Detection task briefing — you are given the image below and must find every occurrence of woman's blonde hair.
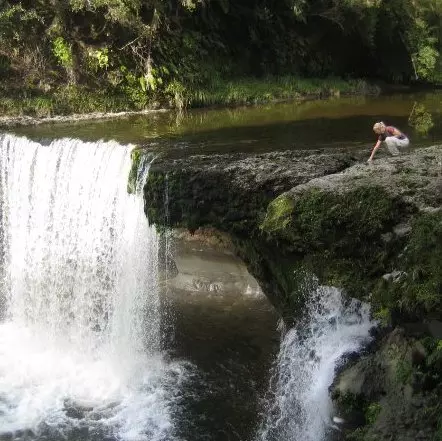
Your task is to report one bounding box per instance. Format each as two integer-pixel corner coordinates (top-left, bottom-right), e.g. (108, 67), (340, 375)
(373, 122), (386, 133)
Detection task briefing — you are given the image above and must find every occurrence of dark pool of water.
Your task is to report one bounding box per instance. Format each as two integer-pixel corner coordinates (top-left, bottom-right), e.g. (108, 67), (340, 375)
(163, 238), (280, 441)
(11, 91), (442, 157)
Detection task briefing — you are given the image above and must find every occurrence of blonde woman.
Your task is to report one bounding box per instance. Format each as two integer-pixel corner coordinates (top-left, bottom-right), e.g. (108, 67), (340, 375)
(368, 122), (410, 162)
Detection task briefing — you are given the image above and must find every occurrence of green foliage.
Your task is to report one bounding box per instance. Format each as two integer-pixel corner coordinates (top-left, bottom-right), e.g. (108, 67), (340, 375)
(0, 85), (138, 117)
(427, 339), (442, 373)
(401, 2), (442, 81)
(333, 390), (367, 415)
(52, 37), (73, 68)
(346, 428), (369, 441)
(436, 421), (442, 441)
(88, 48), (110, 71)
(373, 307), (391, 327)
(119, 67), (149, 108)
(0, 75), (375, 116)
(396, 359), (413, 384)
(415, 45), (439, 79)
(0, 4), (40, 38)
(408, 103), (434, 135)
(181, 76), (373, 109)
(1, 0), (441, 108)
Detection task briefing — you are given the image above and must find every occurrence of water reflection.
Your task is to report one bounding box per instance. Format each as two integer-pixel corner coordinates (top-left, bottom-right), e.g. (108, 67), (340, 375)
(408, 102), (434, 136)
(11, 91), (442, 156)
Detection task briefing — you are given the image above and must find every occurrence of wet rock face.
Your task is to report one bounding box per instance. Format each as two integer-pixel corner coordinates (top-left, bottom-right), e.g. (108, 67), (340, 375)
(143, 144), (442, 322)
(331, 327), (442, 441)
(143, 148), (360, 234)
(143, 147), (362, 314)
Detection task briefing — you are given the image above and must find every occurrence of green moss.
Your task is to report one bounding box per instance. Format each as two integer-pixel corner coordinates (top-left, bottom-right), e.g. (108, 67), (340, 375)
(267, 260), (320, 319)
(260, 186), (441, 319)
(144, 171), (169, 225)
(406, 212), (442, 307)
(365, 402), (382, 425)
(260, 195), (294, 233)
(257, 185), (403, 305)
(372, 211), (442, 318)
(261, 186), (398, 252)
(127, 149), (142, 194)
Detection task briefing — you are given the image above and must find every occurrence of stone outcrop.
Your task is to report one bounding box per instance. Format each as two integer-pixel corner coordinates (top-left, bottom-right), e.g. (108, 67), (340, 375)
(143, 145), (442, 319)
(142, 147), (361, 234)
(141, 147), (363, 313)
(331, 328), (442, 441)
(140, 144), (442, 440)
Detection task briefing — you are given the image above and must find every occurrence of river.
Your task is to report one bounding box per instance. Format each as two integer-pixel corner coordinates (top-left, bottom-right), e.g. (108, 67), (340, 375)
(12, 90), (442, 157)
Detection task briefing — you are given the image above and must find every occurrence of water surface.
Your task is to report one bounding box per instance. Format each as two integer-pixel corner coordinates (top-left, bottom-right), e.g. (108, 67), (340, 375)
(12, 91), (442, 157)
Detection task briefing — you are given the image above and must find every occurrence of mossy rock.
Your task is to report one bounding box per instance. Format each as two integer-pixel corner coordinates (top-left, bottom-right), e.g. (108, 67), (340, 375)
(258, 185), (407, 308)
(372, 211), (442, 319)
(261, 185), (400, 252)
(127, 148), (142, 194)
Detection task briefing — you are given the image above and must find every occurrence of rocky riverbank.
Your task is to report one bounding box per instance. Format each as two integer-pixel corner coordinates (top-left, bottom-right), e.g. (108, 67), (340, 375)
(140, 143), (442, 440)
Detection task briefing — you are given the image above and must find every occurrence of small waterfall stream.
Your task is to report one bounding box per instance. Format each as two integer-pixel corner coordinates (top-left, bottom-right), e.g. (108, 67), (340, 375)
(257, 286), (376, 441)
(0, 134), (186, 440)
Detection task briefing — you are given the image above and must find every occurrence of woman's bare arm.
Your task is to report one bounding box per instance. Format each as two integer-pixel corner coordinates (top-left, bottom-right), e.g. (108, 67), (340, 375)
(368, 139), (381, 162)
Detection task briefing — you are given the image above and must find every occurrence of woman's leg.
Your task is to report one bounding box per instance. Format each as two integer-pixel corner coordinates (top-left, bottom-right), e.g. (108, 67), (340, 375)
(385, 136), (409, 155)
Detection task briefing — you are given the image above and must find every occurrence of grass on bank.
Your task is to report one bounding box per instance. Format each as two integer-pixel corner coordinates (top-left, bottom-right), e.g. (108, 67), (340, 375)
(184, 76), (377, 108)
(0, 87), (136, 118)
(0, 76), (378, 118)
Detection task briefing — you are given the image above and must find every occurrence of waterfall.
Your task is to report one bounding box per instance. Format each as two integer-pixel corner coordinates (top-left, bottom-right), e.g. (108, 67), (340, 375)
(257, 286), (376, 441)
(0, 134), (183, 440)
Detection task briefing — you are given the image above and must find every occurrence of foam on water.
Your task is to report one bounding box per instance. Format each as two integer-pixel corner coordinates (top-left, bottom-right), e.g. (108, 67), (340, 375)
(0, 134), (184, 440)
(257, 285), (376, 441)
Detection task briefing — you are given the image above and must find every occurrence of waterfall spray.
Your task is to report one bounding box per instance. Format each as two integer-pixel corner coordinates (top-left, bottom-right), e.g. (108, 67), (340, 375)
(0, 134), (183, 440)
(257, 285), (376, 441)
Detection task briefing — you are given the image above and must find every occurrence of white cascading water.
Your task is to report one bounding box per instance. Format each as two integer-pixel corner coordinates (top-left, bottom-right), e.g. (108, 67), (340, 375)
(257, 285), (376, 441)
(0, 134), (184, 440)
